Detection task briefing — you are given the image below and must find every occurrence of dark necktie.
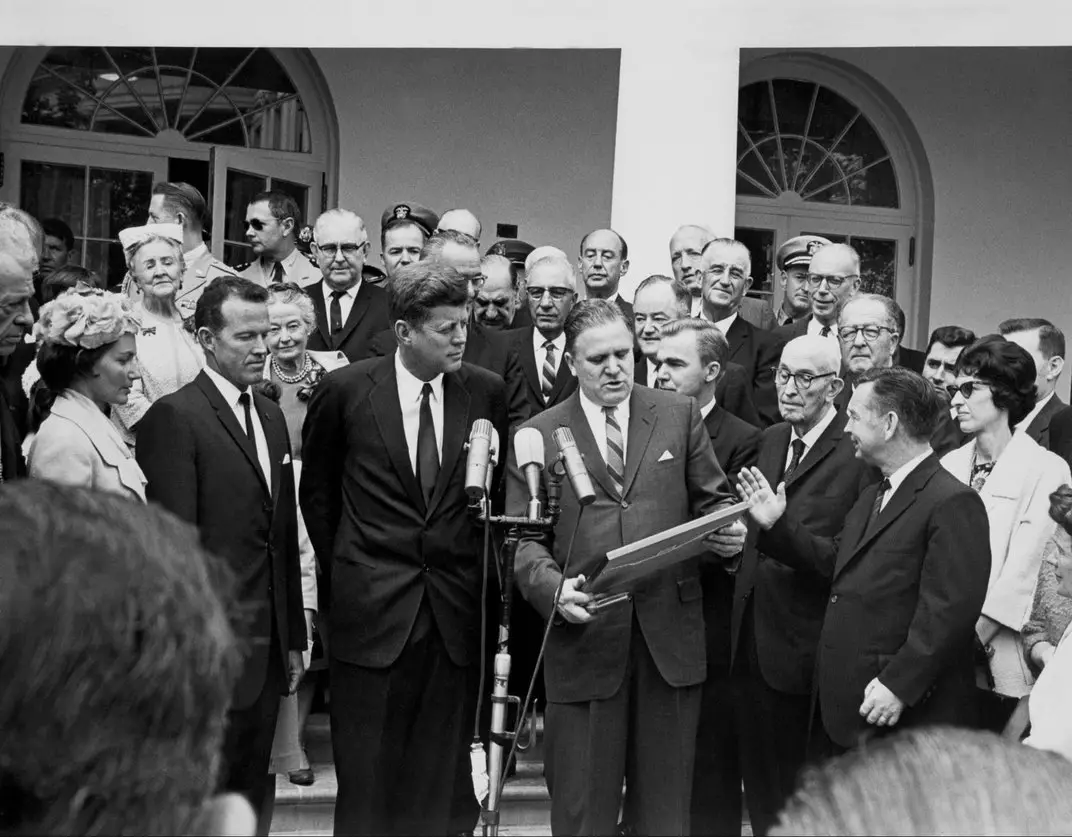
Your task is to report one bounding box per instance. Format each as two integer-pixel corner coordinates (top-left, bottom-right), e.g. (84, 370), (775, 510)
(603, 406), (625, 498)
(330, 290), (346, 338)
(541, 340), (557, 402)
(820, 324), (832, 337)
(271, 261), (285, 285)
(416, 383), (439, 504)
(784, 437), (806, 481)
(863, 477), (892, 539)
(238, 391), (255, 439)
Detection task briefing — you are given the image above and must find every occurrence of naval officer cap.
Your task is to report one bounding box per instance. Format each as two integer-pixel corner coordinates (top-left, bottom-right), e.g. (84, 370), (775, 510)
(776, 234), (832, 272)
(381, 202), (438, 238)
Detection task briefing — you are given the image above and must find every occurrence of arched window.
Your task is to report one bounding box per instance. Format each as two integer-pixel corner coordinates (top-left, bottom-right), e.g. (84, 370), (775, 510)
(735, 54), (931, 344)
(1, 46), (337, 280)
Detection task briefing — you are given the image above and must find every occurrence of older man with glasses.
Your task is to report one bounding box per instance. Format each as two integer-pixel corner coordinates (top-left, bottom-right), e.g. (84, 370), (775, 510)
(774, 243), (861, 349)
(832, 293), (903, 413)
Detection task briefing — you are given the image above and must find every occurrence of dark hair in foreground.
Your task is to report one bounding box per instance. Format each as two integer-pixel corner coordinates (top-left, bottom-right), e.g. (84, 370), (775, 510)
(194, 275), (269, 335)
(250, 189), (302, 231)
(388, 260), (469, 326)
(955, 337), (1038, 428)
(855, 366), (942, 440)
(772, 727), (1072, 836)
(0, 481), (240, 835)
(926, 324), (976, 355)
(564, 298), (631, 355)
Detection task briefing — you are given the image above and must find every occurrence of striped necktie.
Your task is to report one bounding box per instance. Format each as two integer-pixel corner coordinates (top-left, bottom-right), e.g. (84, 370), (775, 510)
(603, 406), (625, 498)
(541, 340), (557, 402)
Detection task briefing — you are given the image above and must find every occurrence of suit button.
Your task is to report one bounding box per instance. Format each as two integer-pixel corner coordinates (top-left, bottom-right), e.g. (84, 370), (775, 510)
(830, 594), (838, 604)
(422, 565), (430, 573)
(621, 501), (630, 510)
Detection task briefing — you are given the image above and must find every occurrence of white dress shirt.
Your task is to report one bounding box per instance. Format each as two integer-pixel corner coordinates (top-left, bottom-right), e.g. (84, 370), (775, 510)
(395, 352), (444, 474)
(644, 358), (660, 386)
(203, 365), (272, 493)
(700, 397), (718, 420)
(322, 280), (360, 329)
(532, 329), (566, 375)
(880, 449), (932, 511)
(784, 403), (839, 473)
(578, 388), (631, 467)
(1017, 391), (1056, 433)
(807, 315), (840, 347)
(690, 296), (703, 317)
(713, 312), (738, 335)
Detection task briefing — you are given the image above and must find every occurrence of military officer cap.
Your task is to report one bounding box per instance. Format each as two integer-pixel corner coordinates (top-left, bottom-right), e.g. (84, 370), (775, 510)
(776, 234), (832, 272)
(486, 239), (535, 267)
(381, 202), (438, 238)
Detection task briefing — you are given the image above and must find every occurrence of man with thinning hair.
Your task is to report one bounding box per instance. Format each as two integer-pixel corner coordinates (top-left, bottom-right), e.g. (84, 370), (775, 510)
(437, 207), (482, 244)
(301, 260), (509, 835)
(474, 253), (520, 330)
(579, 228), (633, 321)
(238, 190), (321, 287)
(305, 208), (389, 362)
(1000, 317), (1069, 451)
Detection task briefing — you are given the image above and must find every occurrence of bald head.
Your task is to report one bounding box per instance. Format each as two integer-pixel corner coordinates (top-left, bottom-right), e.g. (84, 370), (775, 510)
(784, 334), (842, 375)
(670, 225), (716, 297)
(437, 208), (482, 242)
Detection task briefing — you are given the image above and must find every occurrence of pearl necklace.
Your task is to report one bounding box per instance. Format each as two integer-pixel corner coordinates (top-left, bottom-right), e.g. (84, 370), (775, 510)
(272, 353), (312, 384)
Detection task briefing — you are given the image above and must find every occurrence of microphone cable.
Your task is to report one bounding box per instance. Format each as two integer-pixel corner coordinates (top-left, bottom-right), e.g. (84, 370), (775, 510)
(470, 507), (494, 804)
(494, 505), (587, 804)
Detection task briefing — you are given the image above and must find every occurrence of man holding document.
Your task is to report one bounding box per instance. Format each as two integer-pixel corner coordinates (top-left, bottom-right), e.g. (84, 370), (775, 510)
(506, 299), (747, 836)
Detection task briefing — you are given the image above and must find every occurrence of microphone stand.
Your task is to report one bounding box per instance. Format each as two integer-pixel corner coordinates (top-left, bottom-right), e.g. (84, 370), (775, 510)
(471, 458), (565, 837)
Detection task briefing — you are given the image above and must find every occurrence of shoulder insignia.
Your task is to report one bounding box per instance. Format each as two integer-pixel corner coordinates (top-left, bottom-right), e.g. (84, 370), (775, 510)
(233, 261), (253, 272)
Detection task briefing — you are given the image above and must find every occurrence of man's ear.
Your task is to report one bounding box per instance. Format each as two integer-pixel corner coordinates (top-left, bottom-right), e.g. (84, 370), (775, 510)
(189, 793), (256, 836)
(1049, 355), (1065, 383)
(704, 361), (721, 384)
(829, 376), (845, 400)
(619, 259), (630, 279)
(565, 351), (577, 378)
(393, 319), (411, 347)
(196, 326), (215, 354)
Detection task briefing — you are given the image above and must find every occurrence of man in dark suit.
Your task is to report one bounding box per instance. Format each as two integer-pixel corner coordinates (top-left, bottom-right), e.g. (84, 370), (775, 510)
(579, 228), (634, 322)
(473, 252), (521, 331)
(773, 242), (860, 349)
(728, 335), (877, 836)
(1000, 318), (1069, 451)
(304, 209), (390, 362)
(740, 367), (991, 758)
(300, 261), (509, 835)
(649, 318), (760, 836)
(508, 299), (747, 835)
(0, 247), (35, 480)
(699, 238), (785, 426)
(136, 277), (306, 830)
(922, 325), (976, 457)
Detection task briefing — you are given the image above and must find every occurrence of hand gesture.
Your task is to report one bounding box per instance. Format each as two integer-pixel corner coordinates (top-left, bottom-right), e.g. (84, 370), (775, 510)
(737, 467), (787, 529)
(858, 677), (905, 727)
(555, 574), (594, 624)
(705, 518), (747, 557)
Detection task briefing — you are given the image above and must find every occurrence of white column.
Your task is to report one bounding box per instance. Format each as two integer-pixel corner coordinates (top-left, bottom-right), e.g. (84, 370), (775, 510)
(610, 46), (741, 300)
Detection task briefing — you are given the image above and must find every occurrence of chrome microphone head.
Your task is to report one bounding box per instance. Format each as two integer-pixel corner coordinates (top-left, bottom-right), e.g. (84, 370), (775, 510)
(552, 426), (597, 506)
(465, 419), (494, 500)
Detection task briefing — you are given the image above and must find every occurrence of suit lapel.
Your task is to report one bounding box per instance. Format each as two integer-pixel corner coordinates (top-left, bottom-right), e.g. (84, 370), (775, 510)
(519, 329), (543, 403)
(368, 359), (425, 512)
(621, 389), (656, 498)
(565, 394), (616, 498)
(704, 404), (726, 442)
(786, 410), (844, 487)
(426, 370), (470, 518)
(548, 359), (574, 404)
(195, 373), (270, 496)
(253, 393), (282, 501)
(334, 281), (374, 348)
(309, 281), (331, 346)
(725, 316), (749, 363)
(760, 423), (791, 484)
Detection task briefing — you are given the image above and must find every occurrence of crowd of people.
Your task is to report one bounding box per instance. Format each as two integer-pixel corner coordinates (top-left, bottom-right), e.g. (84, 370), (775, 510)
(1, 183), (1072, 837)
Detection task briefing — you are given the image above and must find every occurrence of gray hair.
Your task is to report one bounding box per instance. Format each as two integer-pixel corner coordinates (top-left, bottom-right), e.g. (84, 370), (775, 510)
(126, 234), (186, 275)
(525, 245), (569, 273)
(313, 208), (368, 243)
(267, 283), (318, 335)
(784, 334), (842, 375)
(839, 293), (902, 332)
(527, 254), (577, 289)
(634, 273), (691, 314)
(701, 237), (751, 273)
(480, 253), (516, 290)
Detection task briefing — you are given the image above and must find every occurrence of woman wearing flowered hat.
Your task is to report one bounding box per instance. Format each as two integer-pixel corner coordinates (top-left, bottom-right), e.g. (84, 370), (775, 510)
(27, 287), (146, 501)
(111, 223), (204, 446)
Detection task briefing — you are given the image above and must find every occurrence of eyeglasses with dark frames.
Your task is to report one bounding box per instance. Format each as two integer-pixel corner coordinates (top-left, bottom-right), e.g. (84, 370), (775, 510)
(771, 366), (837, 391)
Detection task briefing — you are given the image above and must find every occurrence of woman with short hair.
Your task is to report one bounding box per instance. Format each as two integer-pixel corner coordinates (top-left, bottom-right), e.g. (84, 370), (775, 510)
(941, 337), (1070, 716)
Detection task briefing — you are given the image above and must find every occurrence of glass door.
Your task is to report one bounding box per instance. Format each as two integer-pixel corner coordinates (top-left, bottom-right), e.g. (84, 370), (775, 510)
(209, 147), (324, 266)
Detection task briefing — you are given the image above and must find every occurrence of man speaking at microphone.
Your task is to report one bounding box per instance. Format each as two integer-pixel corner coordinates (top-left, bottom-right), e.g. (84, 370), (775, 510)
(300, 260), (508, 835)
(506, 299), (747, 836)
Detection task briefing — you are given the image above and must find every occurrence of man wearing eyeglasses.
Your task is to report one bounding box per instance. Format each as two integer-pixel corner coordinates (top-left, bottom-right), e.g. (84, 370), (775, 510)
(473, 254), (519, 331)
(835, 294), (902, 397)
(304, 209), (390, 363)
(238, 191), (322, 289)
(699, 238), (785, 427)
(726, 335), (877, 836)
(774, 243), (860, 349)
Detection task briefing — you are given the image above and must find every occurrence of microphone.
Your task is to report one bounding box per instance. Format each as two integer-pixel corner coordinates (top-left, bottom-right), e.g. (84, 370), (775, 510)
(514, 427), (546, 520)
(465, 419), (495, 500)
(552, 427), (597, 506)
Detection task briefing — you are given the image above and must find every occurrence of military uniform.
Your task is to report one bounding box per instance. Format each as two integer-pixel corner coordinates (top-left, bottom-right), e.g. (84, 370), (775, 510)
(237, 247), (322, 288)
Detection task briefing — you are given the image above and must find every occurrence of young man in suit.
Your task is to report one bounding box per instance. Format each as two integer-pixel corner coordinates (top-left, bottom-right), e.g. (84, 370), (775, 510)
(740, 367), (991, 757)
(650, 317), (761, 837)
(507, 299), (747, 835)
(699, 238), (785, 427)
(300, 260), (509, 836)
(136, 277), (306, 831)
(1000, 318), (1069, 451)
(728, 335), (877, 836)
(305, 209), (390, 362)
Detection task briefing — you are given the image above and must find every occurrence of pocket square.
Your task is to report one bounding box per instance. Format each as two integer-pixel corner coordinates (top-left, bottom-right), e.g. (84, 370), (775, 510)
(282, 453), (292, 465)
(657, 450), (674, 462)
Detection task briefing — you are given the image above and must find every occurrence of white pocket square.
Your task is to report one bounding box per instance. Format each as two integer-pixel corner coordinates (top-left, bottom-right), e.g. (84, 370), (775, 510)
(657, 450), (674, 462)
(282, 453), (292, 465)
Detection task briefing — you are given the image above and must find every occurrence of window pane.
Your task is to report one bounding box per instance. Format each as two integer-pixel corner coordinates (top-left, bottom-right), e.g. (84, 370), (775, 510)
(736, 172), (767, 198)
(86, 167), (154, 240)
(733, 226), (775, 296)
(738, 81), (776, 144)
(851, 236), (897, 298)
(738, 149), (779, 197)
(808, 85), (858, 150)
(20, 161), (87, 238)
(781, 137), (828, 195)
(225, 169), (268, 243)
(802, 157), (850, 205)
(224, 242), (252, 266)
(83, 239), (127, 288)
(772, 78), (815, 138)
(846, 159), (899, 209)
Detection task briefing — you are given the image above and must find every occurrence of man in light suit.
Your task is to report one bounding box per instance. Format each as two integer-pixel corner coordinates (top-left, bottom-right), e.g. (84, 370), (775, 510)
(508, 299), (747, 835)
(728, 335), (877, 836)
(650, 317), (761, 837)
(304, 209), (390, 362)
(739, 367), (991, 757)
(136, 276), (306, 831)
(300, 261), (509, 835)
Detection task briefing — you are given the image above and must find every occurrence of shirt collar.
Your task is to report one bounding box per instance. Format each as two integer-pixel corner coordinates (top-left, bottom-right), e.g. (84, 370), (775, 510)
(1017, 391), (1056, 431)
(323, 280), (360, 301)
(394, 351), (444, 404)
(578, 386), (631, 427)
(203, 365), (247, 408)
(533, 329), (566, 354)
(886, 449), (932, 496)
(261, 247), (299, 275)
(714, 311), (738, 334)
(184, 242), (208, 263)
(791, 403), (838, 448)
(700, 396), (717, 419)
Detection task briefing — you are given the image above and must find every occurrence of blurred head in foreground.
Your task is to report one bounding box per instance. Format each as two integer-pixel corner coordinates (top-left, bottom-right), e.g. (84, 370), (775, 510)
(0, 481), (253, 836)
(772, 726), (1072, 836)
